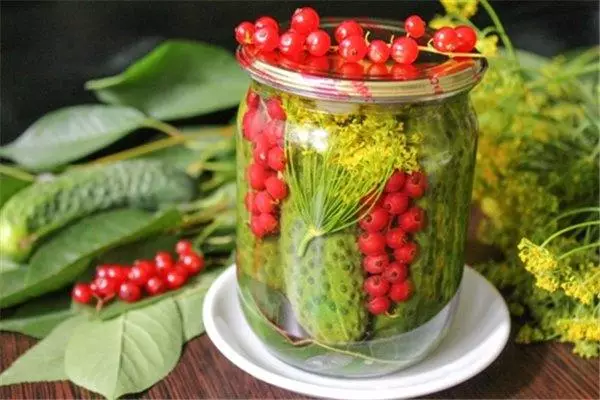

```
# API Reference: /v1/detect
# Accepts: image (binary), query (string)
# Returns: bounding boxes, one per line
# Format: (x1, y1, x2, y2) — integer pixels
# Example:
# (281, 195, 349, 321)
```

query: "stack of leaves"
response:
(432, 0, 599, 357)
(0, 40, 247, 397)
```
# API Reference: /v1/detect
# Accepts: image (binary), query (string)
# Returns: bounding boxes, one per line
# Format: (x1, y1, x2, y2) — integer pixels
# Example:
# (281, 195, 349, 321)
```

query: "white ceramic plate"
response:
(203, 266, 510, 400)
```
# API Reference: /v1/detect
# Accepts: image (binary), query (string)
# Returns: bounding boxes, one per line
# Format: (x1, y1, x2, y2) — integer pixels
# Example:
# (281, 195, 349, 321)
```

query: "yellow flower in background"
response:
(429, 15, 456, 29)
(556, 318, 600, 342)
(440, 0, 479, 18)
(518, 239, 560, 292)
(477, 34, 499, 56)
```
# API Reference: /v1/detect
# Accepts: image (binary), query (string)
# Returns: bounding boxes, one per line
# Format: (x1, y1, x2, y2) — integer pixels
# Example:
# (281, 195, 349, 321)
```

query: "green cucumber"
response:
(280, 200, 367, 344)
(0, 160, 195, 261)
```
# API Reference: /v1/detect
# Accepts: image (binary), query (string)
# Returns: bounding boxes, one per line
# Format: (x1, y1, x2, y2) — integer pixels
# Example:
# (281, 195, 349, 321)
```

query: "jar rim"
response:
(236, 17, 487, 103)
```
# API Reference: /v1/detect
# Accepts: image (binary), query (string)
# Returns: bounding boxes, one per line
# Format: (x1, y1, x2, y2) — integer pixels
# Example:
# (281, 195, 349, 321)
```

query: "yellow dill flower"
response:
(560, 262, 600, 305)
(440, 0, 479, 18)
(518, 239, 560, 292)
(555, 318, 600, 341)
(477, 35, 499, 57)
(429, 15, 456, 29)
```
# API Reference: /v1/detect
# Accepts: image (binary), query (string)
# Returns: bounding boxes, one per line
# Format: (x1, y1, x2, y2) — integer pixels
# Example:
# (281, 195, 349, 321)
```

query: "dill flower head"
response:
(555, 317, 600, 342)
(440, 0, 479, 18)
(518, 238, 560, 292)
(476, 35, 499, 57)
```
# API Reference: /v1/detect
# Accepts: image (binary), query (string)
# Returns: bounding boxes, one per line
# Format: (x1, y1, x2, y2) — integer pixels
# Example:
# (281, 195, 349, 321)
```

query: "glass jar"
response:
(235, 19, 486, 377)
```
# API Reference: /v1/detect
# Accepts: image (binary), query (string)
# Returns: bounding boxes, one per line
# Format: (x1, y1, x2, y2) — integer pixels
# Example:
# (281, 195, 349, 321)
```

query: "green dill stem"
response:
(142, 118, 184, 138)
(557, 242, 600, 260)
(0, 164, 35, 181)
(91, 135, 187, 164)
(548, 207, 600, 225)
(479, 0, 517, 62)
(419, 46, 488, 59)
(541, 221, 600, 247)
(297, 227, 323, 257)
(527, 64, 600, 89)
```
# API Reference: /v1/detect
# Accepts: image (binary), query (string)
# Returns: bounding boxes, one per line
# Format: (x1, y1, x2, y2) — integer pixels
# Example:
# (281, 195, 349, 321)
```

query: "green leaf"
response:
(0, 293, 75, 338)
(175, 266, 226, 341)
(0, 208, 180, 308)
(0, 316, 84, 386)
(0, 105, 148, 171)
(86, 40, 248, 120)
(65, 298, 182, 399)
(0, 174, 30, 207)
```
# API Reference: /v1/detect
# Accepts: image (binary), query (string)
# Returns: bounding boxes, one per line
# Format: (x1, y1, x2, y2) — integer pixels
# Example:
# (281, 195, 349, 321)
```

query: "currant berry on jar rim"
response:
(234, 6, 483, 78)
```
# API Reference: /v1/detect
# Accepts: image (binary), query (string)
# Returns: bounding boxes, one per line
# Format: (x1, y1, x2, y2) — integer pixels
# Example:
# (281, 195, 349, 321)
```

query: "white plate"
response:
(203, 266, 510, 400)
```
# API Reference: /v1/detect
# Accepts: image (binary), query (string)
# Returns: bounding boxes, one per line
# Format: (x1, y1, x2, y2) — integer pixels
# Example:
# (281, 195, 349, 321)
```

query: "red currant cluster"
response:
(357, 170, 428, 315)
(71, 240, 205, 306)
(242, 90, 289, 238)
(235, 7, 479, 76)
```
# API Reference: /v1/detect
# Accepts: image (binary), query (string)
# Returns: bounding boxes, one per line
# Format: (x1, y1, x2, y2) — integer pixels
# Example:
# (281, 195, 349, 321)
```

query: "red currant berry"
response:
(89, 282, 98, 293)
(433, 27, 459, 52)
(247, 163, 270, 190)
(128, 261, 155, 286)
(266, 97, 286, 121)
(279, 30, 305, 58)
(252, 135, 270, 167)
(367, 40, 391, 63)
(405, 15, 426, 38)
(334, 20, 364, 44)
(455, 25, 477, 52)
(155, 251, 174, 276)
(95, 265, 110, 279)
(145, 276, 167, 296)
(363, 275, 391, 297)
(391, 37, 419, 65)
(242, 108, 265, 141)
(245, 89, 259, 109)
(175, 240, 193, 255)
(359, 207, 390, 232)
(384, 170, 407, 192)
(265, 175, 288, 200)
(399, 206, 426, 233)
(106, 266, 128, 285)
(389, 280, 413, 302)
(339, 35, 368, 63)
(358, 231, 386, 255)
(255, 16, 279, 32)
(382, 192, 410, 215)
(367, 296, 391, 315)
(250, 214, 266, 238)
(253, 26, 279, 52)
(366, 63, 390, 77)
(264, 120, 284, 147)
(390, 64, 420, 80)
(244, 192, 260, 214)
(385, 228, 408, 249)
(258, 213, 279, 234)
(382, 262, 408, 283)
(394, 241, 418, 264)
(235, 21, 255, 45)
(165, 269, 187, 290)
(305, 30, 331, 57)
(254, 190, 276, 214)
(267, 146, 286, 171)
(93, 277, 118, 298)
(337, 62, 364, 78)
(291, 7, 320, 34)
(303, 55, 330, 74)
(72, 283, 93, 304)
(362, 254, 390, 274)
(118, 282, 142, 303)
(180, 252, 205, 275)
(404, 171, 427, 198)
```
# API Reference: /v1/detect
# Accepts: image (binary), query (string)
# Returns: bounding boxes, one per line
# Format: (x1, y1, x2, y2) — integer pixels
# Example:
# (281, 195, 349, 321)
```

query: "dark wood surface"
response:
(1, 329, 598, 399)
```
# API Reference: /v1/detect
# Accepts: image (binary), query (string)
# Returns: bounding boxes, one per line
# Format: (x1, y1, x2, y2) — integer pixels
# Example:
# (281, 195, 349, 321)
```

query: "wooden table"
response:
(1, 329, 598, 399)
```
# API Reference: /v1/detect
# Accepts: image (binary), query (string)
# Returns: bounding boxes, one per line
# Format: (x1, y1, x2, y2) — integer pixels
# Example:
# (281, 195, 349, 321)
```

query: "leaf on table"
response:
(0, 208, 180, 308)
(175, 265, 226, 341)
(0, 175, 30, 207)
(0, 315, 85, 386)
(86, 40, 248, 120)
(65, 298, 182, 399)
(0, 105, 148, 171)
(0, 293, 75, 338)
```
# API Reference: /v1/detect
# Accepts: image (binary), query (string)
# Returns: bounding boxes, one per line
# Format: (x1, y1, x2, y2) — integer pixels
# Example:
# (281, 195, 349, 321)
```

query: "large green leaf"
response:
(0, 208, 181, 308)
(0, 316, 84, 386)
(0, 174, 31, 207)
(86, 40, 248, 120)
(0, 293, 75, 338)
(65, 298, 182, 399)
(0, 105, 148, 171)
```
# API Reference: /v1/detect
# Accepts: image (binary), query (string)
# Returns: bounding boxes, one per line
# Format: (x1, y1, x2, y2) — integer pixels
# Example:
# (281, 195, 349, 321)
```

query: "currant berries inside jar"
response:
(235, 8, 486, 378)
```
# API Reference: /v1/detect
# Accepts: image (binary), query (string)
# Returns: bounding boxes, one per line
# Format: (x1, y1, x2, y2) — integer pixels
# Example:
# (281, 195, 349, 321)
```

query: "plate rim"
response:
(203, 265, 510, 400)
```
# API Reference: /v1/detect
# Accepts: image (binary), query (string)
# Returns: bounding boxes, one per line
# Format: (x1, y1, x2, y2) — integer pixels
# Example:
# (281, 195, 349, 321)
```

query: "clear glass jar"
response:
(235, 19, 486, 377)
